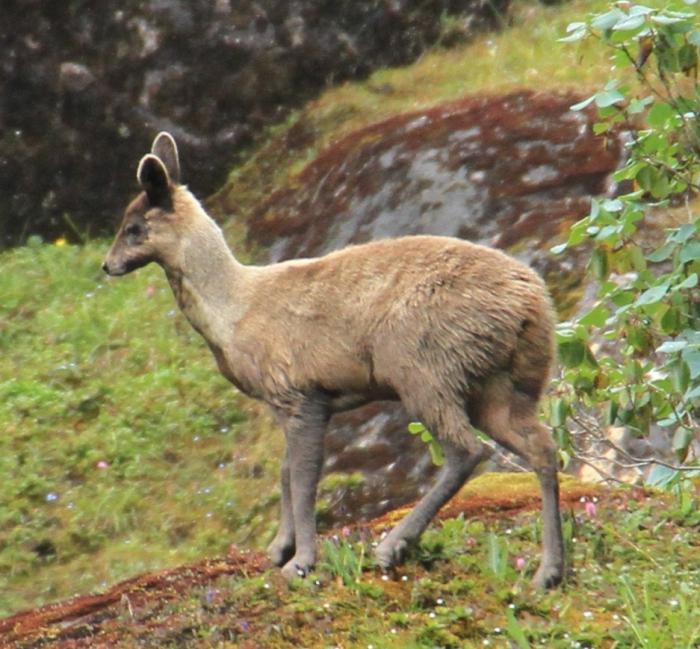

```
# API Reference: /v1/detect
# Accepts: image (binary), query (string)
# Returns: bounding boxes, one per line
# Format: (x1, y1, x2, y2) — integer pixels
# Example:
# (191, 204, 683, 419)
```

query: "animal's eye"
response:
(124, 223, 142, 237)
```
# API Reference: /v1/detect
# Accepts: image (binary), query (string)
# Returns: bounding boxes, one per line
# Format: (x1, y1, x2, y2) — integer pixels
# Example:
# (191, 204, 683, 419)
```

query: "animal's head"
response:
(103, 132, 187, 276)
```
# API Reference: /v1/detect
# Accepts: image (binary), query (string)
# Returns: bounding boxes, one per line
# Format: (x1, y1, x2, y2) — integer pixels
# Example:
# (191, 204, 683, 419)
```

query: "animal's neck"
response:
(164, 212, 250, 350)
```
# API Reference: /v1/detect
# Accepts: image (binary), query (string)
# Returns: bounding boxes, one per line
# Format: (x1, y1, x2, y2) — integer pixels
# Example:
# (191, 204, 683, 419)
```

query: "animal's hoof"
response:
(532, 564, 563, 590)
(267, 538, 295, 567)
(280, 557, 315, 581)
(374, 537, 409, 570)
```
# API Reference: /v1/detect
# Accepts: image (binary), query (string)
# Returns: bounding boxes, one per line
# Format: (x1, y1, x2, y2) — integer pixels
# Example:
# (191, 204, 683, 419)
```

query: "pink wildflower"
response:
(341, 526, 351, 538)
(584, 500, 597, 519)
(515, 557, 526, 571)
(97, 460, 109, 470)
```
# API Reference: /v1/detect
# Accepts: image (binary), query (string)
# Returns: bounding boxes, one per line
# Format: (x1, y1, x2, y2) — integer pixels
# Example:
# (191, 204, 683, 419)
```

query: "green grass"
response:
(40, 479, 699, 648)
(0, 240, 285, 615)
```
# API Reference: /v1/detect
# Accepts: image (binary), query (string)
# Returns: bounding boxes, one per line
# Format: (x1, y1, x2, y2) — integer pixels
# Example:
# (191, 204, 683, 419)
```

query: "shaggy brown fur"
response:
(103, 133, 564, 588)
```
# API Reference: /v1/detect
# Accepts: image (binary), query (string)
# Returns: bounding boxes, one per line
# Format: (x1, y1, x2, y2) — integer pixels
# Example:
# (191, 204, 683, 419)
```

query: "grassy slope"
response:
(0, 0, 678, 622)
(0, 242, 285, 615)
(5, 474, 700, 648)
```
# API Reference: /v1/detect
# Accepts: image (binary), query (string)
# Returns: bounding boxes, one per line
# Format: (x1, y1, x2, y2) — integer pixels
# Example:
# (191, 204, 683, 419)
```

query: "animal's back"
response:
(349, 237, 555, 401)
(240, 235, 554, 403)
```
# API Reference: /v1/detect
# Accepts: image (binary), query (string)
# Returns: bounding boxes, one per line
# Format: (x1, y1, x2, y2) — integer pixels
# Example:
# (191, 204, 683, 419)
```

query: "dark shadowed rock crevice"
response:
(0, 0, 510, 247)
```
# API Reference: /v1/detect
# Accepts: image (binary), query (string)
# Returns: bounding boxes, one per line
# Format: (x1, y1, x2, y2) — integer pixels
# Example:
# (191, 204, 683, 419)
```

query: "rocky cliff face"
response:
(0, 0, 509, 247)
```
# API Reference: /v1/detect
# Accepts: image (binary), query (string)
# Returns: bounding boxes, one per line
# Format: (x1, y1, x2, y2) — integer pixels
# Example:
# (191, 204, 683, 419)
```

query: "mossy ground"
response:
(4, 474, 700, 648)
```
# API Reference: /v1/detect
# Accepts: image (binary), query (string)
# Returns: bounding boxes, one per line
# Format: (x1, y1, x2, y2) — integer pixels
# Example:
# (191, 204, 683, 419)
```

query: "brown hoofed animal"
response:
(103, 132, 564, 588)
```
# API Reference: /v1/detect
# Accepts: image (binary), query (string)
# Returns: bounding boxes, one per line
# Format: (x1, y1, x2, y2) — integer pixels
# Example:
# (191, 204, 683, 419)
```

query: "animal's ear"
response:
(137, 154, 171, 207)
(151, 131, 181, 185)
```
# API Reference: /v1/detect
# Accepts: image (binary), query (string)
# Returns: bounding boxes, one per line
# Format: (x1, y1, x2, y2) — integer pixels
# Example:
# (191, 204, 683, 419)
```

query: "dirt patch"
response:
(0, 548, 267, 648)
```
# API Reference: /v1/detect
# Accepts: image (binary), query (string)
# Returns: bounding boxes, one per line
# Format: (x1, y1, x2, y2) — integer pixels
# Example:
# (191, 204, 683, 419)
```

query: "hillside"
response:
(3, 474, 700, 648)
(2, 0, 697, 646)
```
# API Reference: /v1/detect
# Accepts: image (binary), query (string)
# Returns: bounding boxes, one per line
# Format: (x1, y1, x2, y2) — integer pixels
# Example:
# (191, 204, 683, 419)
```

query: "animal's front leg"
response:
(267, 447, 295, 566)
(278, 398, 328, 580)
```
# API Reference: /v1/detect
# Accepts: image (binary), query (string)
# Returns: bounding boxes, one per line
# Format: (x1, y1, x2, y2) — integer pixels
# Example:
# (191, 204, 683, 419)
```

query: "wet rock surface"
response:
(247, 90, 622, 276)
(0, 0, 509, 247)
(244, 91, 623, 522)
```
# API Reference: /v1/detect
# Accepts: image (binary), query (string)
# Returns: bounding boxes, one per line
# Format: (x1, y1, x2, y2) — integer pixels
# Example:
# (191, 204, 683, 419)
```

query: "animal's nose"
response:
(101, 261, 109, 274)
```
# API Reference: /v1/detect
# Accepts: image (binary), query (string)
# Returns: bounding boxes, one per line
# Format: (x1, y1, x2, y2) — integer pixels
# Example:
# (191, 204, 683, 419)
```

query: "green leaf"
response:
(650, 173, 671, 200)
(559, 28, 587, 43)
(605, 400, 619, 426)
(595, 89, 625, 108)
(661, 306, 682, 334)
(672, 359, 691, 393)
(645, 464, 679, 489)
(688, 30, 700, 46)
(682, 349, 700, 379)
(567, 220, 590, 246)
(672, 426, 693, 460)
(680, 241, 700, 264)
(647, 242, 675, 262)
(591, 9, 625, 31)
(550, 398, 569, 427)
(602, 198, 624, 212)
(428, 440, 445, 467)
(679, 44, 698, 72)
(505, 608, 530, 649)
(407, 422, 425, 435)
(675, 273, 698, 290)
(579, 303, 609, 327)
(651, 14, 686, 25)
(670, 223, 697, 244)
(613, 14, 646, 31)
(646, 102, 675, 128)
(628, 97, 654, 114)
(657, 340, 688, 353)
(558, 339, 586, 368)
(635, 282, 670, 306)
(589, 248, 609, 280)
(570, 95, 596, 111)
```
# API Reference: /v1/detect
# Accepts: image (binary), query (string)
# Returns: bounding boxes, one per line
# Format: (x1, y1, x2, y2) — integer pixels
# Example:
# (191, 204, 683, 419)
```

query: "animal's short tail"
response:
(511, 316, 555, 401)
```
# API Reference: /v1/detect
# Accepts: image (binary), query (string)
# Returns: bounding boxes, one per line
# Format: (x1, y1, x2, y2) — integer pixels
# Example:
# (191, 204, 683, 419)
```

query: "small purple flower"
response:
(97, 460, 109, 470)
(515, 557, 526, 571)
(341, 526, 351, 538)
(240, 620, 250, 633)
(46, 492, 58, 502)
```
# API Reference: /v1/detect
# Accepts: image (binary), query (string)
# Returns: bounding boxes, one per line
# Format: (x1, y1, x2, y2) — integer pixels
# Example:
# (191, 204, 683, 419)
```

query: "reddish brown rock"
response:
(247, 90, 621, 278)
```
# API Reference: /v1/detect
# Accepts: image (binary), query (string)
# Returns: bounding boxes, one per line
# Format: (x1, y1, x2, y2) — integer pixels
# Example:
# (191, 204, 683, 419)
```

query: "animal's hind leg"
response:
(474, 376, 564, 589)
(375, 409, 491, 570)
